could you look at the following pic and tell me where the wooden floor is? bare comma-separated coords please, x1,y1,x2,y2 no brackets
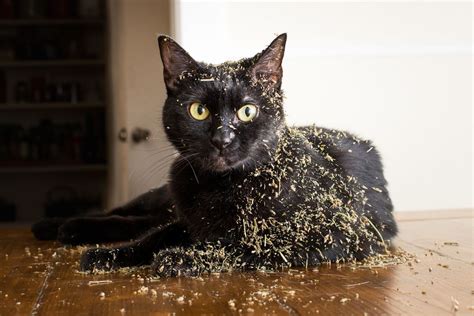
0,210,472,315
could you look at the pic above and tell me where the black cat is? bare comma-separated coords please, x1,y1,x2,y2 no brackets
32,34,397,276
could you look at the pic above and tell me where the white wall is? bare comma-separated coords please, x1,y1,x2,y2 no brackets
173,1,472,211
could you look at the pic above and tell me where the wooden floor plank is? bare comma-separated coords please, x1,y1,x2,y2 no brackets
0,229,54,315
398,217,473,263
0,211,473,315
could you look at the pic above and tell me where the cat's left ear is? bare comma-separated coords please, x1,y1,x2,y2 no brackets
249,33,287,88
158,35,200,92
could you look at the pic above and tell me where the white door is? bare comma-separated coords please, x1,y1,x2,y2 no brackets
107,0,173,208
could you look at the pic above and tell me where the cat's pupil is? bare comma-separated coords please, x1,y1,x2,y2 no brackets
197,105,204,115
244,106,251,117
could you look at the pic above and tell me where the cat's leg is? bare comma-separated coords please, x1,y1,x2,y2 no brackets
31,217,69,241
301,226,389,265
32,211,119,241
152,241,240,277
108,185,174,218
57,215,166,245
80,221,190,271
32,212,114,241
31,185,175,241
152,248,199,277
150,241,344,278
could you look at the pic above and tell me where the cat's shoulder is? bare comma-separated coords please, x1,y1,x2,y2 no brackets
292,125,375,153
290,125,385,171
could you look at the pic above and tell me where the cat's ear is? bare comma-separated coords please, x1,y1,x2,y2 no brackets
249,33,287,88
157,35,199,92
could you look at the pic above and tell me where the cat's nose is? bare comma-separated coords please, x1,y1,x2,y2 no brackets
211,130,235,150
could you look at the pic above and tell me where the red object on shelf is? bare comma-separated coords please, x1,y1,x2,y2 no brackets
49,0,71,19
0,0,15,19
30,76,46,103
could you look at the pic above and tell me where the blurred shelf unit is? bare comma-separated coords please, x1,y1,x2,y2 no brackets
0,0,108,221
0,102,104,111
0,164,107,174
0,18,104,26
0,60,105,67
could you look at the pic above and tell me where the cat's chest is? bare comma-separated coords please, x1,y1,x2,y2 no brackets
170,167,286,239
172,166,293,220
170,168,244,226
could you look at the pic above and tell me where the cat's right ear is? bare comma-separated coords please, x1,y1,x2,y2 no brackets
157,35,199,92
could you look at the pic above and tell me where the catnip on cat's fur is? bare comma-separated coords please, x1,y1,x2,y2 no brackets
32,34,397,276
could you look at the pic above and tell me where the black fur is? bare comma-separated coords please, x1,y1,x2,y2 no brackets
32,34,397,276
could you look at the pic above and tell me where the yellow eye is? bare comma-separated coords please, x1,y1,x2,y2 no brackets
237,104,258,122
189,102,210,121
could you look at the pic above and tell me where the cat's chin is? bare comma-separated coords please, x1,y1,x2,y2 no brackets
210,156,231,172
205,156,237,172
202,154,250,173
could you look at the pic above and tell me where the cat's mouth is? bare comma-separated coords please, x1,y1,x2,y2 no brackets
206,151,242,172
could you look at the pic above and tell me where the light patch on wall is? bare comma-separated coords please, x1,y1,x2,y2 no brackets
174,1,473,211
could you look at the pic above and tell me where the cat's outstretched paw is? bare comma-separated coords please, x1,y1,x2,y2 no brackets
152,249,198,277
31,218,65,240
57,218,97,245
80,248,118,272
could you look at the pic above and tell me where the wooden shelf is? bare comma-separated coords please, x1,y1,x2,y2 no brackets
0,19,104,26
0,102,104,111
0,164,107,174
0,59,105,68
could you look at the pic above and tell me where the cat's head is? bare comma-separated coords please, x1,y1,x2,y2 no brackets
158,34,287,172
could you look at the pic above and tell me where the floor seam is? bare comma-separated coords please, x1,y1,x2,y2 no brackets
30,263,54,315
397,216,473,223
397,239,472,265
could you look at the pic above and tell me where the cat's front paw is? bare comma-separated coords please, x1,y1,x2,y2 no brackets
31,218,65,240
80,248,118,272
152,249,198,277
57,218,96,245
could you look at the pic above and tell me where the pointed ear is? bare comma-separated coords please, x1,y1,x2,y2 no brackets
157,35,199,92
249,33,287,88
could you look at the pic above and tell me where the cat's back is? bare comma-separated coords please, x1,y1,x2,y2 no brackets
296,125,387,189
295,125,396,237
